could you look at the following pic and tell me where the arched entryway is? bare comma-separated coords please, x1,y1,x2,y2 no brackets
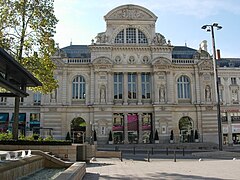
179,116,194,143
71,117,86,143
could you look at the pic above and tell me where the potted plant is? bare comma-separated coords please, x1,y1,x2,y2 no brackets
194,130,199,142
170,130,174,143
108,130,113,144
154,130,159,144
93,130,97,145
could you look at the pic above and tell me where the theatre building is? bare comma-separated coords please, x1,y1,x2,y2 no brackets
1,4,240,145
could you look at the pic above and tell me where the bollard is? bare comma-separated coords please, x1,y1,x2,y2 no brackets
183,148,185,156
147,151,150,162
166,148,168,156
133,146,135,155
174,150,176,162
120,151,123,162
152,147,154,155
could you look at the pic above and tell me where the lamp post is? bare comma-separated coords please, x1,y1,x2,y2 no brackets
201,23,222,151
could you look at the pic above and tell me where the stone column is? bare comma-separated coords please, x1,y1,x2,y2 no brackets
166,71,173,104
194,67,201,103
95,72,99,104
62,70,67,105
225,78,230,104
124,113,129,144
138,113,142,143
107,72,113,104
153,72,158,104
137,72,142,105
90,66,95,104
227,112,233,145
123,72,128,105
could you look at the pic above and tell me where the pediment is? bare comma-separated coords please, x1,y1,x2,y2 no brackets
92,57,112,65
198,60,213,70
152,57,171,65
104,4,157,21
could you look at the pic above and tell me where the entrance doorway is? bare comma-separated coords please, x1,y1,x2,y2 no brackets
71,117,86,143
179,116,194,143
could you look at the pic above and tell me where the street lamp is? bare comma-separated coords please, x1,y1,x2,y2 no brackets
201,23,223,151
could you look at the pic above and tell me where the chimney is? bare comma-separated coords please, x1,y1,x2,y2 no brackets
217,49,221,60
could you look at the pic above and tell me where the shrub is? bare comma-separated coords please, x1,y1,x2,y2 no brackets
66,132,71,141
108,131,113,141
170,130,174,140
43,136,54,141
154,130,159,140
0,132,12,140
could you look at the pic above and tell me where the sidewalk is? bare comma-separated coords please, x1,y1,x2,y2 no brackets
84,158,240,180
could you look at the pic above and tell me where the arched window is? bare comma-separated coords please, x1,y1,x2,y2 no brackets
114,28,148,44
72,76,85,99
177,76,191,99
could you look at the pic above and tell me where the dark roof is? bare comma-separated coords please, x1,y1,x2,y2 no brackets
0,48,42,97
218,58,240,67
172,46,197,59
61,45,90,58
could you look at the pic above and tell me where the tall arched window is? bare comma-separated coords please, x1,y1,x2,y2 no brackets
177,76,191,99
114,28,148,44
72,76,85,99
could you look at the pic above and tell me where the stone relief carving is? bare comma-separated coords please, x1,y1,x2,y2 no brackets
100,85,106,103
128,56,135,64
95,32,108,43
142,56,149,64
109,8,150,20
159,85,165,102
152,33,166,45
205,85,211,102
115,56,122,64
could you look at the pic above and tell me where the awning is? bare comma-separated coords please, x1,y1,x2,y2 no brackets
0,113,8,122
30,121,40,125
10,113,26,122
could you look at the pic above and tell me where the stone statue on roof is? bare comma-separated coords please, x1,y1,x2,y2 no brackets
152,33,167,45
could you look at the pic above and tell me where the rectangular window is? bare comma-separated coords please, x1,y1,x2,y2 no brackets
33,93,41,105
128,73,137,99
141,73,151,99
100,126,105,135
231,77,237,85
114,73,123,99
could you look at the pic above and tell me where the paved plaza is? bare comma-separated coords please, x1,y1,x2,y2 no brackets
84,157,240,180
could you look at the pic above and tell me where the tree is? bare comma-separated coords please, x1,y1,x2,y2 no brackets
154,130,159,141
170,130,174,141
0,0,58,93
108,131,113,141
0,0,58,140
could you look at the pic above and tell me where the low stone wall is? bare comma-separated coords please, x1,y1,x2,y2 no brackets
55,162,86,180
96,151,121,158
0,144,96,162
0,155,44,180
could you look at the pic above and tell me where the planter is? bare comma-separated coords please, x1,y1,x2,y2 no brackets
195,139,199,143
155,140,159,144
109,141,113,144
94,141,97,145
170,140,174,143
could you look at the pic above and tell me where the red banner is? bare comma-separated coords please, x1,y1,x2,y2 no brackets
127,114,138,131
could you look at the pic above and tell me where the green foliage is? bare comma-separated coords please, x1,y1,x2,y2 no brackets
170,130,174,140
93,130,97,141
43,136,54,141
0,0,58,93
108,131,113,141
66,132,71,141
154,130,159,140
0,132,13,140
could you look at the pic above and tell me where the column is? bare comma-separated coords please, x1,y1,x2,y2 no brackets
153,72,158,104
62,70,67,105
90,66,95,104
95,72,99,104
107,72,113,104
123,72,128,105
167,71,173,104
227,112,233,145
138,113,142,143
124,113,129,144
137,72,142,105
194,66,201,103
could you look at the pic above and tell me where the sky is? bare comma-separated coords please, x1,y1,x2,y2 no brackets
54,0,240,58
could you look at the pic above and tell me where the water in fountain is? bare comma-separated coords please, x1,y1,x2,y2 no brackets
6,152,11,160
26,150,31,157
21,150,26,158
14,152,18,159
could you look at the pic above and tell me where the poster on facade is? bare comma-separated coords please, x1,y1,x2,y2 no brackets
142,114,151,130
113,115,123,131
127,114,138,131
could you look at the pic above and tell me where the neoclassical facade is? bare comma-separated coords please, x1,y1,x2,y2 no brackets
1,4,240,145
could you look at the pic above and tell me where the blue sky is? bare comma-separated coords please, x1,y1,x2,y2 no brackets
54,0,240,58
